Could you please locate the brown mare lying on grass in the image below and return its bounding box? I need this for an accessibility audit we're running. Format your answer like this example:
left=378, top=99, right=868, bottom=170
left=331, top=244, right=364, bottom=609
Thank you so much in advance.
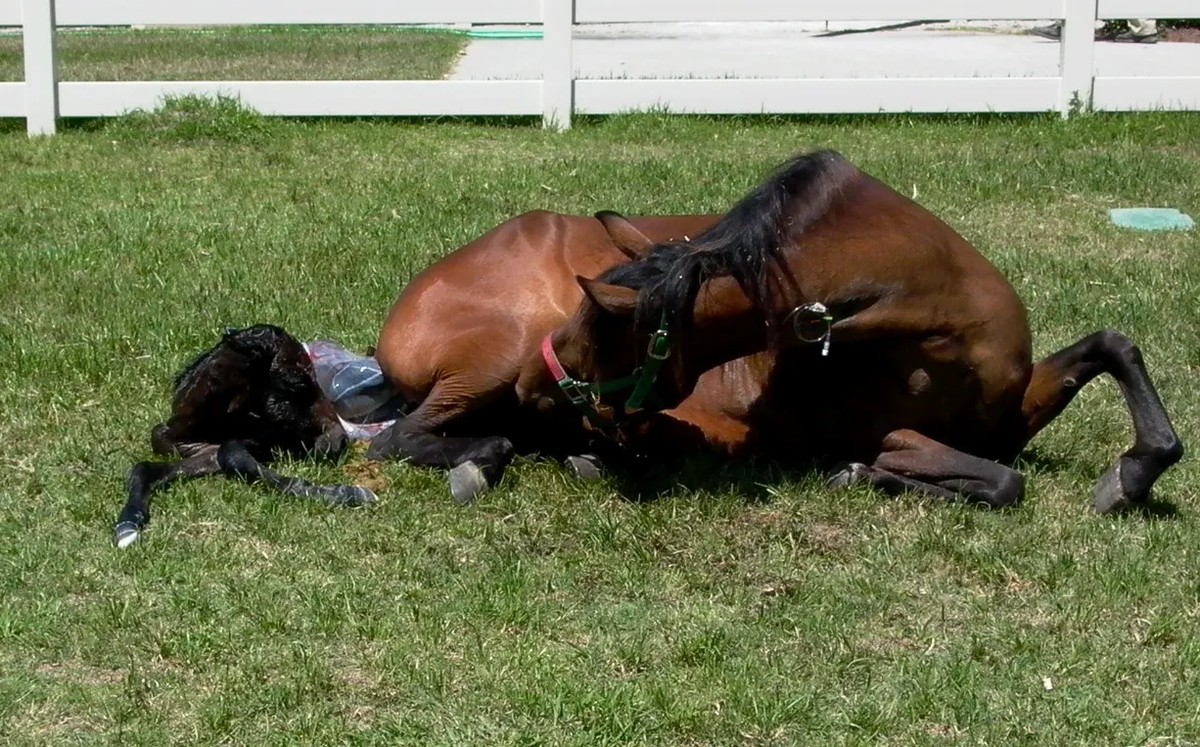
left=371, top=149, right=1183, bottom=511
left=113, top=325, right=376, bottom=547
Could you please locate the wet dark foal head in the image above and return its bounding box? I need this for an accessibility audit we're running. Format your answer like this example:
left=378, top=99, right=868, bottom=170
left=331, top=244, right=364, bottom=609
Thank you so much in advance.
left=154, top=324, right=348, bottom=461
left=542, top=149, right=855, bottom=415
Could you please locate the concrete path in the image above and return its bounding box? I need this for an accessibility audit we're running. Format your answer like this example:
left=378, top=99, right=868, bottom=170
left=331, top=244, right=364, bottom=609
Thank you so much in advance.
left=449, top=21, right=1200, bottom=81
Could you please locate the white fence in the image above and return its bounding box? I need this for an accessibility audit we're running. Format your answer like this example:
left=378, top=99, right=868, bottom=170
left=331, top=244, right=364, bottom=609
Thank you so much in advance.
left=3, top=0, right=1199, bottom=135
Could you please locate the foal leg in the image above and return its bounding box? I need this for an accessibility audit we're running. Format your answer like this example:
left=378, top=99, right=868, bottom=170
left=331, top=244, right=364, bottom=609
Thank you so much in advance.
left=830, top=429, right=1026, bottom=509
left=114, top=441, right=375, bottom=548
left=1020, top=330, right=1184, bottom=512
left=115, top=444, right=223, bottom=548
left=215, top=441, right=377, bottom=508
left=366, top=382, right=516, bottom=505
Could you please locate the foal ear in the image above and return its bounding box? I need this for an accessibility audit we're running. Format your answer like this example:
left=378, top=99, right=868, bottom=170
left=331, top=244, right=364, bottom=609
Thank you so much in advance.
left=595, top=211, right=653, bottom=260
left=577, top=276, right=638, bottom=317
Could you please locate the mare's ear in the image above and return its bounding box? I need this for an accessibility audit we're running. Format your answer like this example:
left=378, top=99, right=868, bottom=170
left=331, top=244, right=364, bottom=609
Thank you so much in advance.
left=576, top=276, right=638, bottom=317
left=595, top=211, right=653, bottom=260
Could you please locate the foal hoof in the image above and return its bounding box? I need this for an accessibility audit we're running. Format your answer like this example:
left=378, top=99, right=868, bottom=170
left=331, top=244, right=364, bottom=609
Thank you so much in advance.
left=827, top=462, right=869, bottom=489
left=113, top=521, right=141, bottom=549
left=1092, top=461, right=1134, bottom=514
left=330, top=484, right=378, bottom=508
left=566, top=454, right=604, bottom=482
left=449, top=461, right=489, bottom=506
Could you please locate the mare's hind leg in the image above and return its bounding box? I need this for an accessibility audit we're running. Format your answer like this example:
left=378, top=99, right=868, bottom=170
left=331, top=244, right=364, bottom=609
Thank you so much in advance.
left=366, top=381, right=516, bottom=504
left=1020, top=330, right=1184, bottom=513
left=830, top=430, right=1025, bottom=509
left=114, top=441, right=375, bottom=548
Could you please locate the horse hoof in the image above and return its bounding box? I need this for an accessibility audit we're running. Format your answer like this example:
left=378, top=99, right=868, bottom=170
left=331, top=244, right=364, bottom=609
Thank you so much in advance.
left=113, top=522, right=141, bottom=549
left=566, top=454, right=603, bottom=482
left=449, top=461, right=489, bottom=506
left=1092, top=461, right=1132, bottom=514
left=827, top=463, right=868, bottom=489
left=333, top=485, right=377, bottom=507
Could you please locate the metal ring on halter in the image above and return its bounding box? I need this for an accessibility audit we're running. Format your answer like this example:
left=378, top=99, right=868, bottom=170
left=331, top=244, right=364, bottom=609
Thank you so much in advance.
left=787, top=302, right=834, bottom=357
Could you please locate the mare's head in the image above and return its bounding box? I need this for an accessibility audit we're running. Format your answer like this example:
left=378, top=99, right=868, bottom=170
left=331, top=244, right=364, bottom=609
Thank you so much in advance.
left=157, top=324, right=348, bottom=460
left=534, top=150, right=858, bottom=424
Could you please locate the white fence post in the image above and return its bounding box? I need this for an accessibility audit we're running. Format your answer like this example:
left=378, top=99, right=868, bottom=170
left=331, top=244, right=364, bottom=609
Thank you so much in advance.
left=542, top=0, right=573, bottom=130
left=22, top=0, right=59, bottom=136
left=1059, top=0, right=1097, bottom=117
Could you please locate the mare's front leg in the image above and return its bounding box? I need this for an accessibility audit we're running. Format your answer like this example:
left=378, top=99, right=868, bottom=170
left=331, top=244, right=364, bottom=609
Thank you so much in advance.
left=1020, top=330, right=1184, bottom=512
left=830, top=429, right=1026, bottom=509
left=366, top=380, right=516, bottom=504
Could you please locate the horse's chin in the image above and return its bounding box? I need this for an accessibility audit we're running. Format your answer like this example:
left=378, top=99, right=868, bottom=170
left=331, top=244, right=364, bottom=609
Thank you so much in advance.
left=513, top=370, right=547, bottom=407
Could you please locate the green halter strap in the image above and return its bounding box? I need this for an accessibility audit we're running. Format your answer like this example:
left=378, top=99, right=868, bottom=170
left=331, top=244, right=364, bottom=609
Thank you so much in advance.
left=542, top=312, right=674, bottom=432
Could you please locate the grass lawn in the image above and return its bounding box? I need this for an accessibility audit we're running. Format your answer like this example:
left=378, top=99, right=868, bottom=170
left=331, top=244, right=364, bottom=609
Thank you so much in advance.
left=0, top=26, right=467, bottom=82
left=0, top=103, right=1198, bottom=745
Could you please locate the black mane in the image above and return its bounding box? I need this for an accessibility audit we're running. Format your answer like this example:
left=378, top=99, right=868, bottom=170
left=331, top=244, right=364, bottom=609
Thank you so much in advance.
left=598, top=149, right=858, bottom=337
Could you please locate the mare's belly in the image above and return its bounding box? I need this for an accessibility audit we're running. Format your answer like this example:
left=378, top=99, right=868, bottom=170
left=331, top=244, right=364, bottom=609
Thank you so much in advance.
left=736, top=341, right=1009, bottom=462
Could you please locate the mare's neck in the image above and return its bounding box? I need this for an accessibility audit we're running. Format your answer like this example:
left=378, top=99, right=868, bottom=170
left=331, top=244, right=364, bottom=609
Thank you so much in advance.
left=681, top=274, right=772, bottom=380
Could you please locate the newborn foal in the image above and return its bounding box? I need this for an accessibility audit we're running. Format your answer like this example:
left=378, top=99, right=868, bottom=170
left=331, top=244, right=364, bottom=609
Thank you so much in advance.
left=113, top=325, right=375, bottom=548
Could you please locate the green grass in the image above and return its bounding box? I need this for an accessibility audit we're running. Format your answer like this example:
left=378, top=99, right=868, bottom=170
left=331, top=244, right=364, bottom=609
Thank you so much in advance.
left=1, top=103, right=1199, bottom=745
left=0, top=26, right=467, bottom=82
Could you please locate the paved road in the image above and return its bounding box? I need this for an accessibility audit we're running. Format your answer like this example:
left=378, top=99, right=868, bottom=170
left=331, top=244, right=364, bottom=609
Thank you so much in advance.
left=449, top=21, right=1199, bottom=81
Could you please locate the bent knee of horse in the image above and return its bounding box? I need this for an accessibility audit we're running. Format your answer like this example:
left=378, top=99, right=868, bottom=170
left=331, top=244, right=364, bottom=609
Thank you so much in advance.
left=984, top=471, right=1025, bottom=509
left=486, top=437, right=515, bottom=460
left=216, top=441, right=258, bottom=476
left=1095, top=329, right=1144, bottom=367
left=1161, top=437, right=1185, bottom=468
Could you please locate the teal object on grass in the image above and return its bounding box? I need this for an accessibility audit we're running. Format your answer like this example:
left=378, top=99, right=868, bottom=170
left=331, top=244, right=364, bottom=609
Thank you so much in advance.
left=466, top=29, right=543, bottom=39
left=1108, top=208, right=1194, bottom=231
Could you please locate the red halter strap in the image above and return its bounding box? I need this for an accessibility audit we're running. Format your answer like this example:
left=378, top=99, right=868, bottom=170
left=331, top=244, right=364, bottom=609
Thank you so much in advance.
left=541, top=335, right=570, bottom=382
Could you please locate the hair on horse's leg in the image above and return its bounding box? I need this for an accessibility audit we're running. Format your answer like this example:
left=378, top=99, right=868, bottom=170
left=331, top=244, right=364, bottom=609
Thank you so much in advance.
left=368, top=424, right=514, bottom=505
left=215, top=441, right=376, bottom=508
left=114, top=444, right=222, bottom=548
left=366, top=380, right=516, bottom=505
left=1020, top=330, right=1184, bottom=513
left=829, top=429, right=1025, bottom=509
left=113, top=441, right=376, bottom=549
left=828, top=463, right=960, bottom=502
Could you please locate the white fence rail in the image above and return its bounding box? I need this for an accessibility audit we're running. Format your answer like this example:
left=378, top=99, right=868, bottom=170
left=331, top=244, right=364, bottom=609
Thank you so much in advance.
left=3, top=0, right=1199, bottom=135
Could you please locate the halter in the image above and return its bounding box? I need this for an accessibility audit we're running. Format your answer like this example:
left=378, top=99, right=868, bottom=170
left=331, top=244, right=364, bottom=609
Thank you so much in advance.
left=541, top=313, right=673, bottom=434
left=542, top=302, right=833, bottom=434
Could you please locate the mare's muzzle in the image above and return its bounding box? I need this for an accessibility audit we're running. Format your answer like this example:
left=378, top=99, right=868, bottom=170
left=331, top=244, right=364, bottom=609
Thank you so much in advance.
left=540, top=313, right=674, bottom=436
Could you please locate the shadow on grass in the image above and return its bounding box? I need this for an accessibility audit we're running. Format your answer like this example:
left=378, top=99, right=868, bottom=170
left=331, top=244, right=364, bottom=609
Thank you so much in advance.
left=594, top=445, right=1181, bottom=521
left=1130, top=499, right=1180, bottom=519
left=602, top=454, right=794, bottom=506
left=1016, top=446, right=1182, bottom=519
